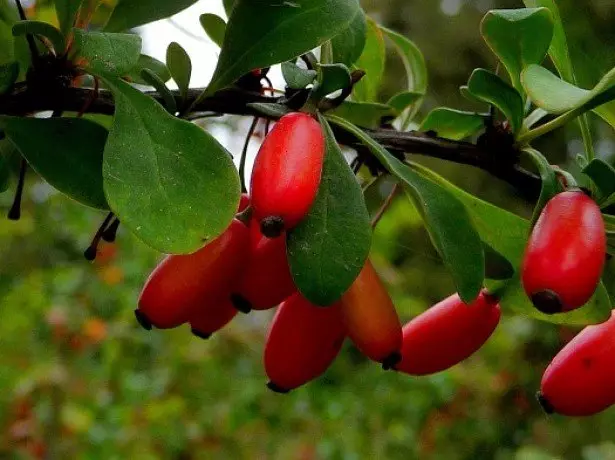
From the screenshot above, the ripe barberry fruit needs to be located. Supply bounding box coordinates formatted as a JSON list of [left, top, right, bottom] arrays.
[[538, 310, 615, 416], [250, 112, 325, 237], [231, 217, 296, 312], [188, 299, 238, 340], [136, 218, 249, 330], [264, 293, 345, 393], [522, 190, 606, 314], [340, 260, 402, 368], [395, 291, 501, 375]]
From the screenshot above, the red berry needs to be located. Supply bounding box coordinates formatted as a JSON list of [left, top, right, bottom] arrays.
[[250, 112, 325, 237], [188, 299, 238, 339], [231, 217, 296, 312], [137, 219, 249, 329], [395, 291, 501, 375], [522, 190, 606, 314], [238, 192, 250, 213], [340, 260, 402, 367], [539, 310, 615, 416], [264, 293, 345, 393]]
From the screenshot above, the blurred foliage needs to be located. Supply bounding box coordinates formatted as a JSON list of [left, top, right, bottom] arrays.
[[3, 0, 615, 459]]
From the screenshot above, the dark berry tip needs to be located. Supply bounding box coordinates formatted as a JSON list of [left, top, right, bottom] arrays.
[[266, 381, 290, 394], [231, 294, 252, 314], [191, 328, 212, 340], [83, 246, 97, 261], [382, 351, 402, 371], [531, 290, 563, 315], [536, 391, 554, 415], [260, 216, 285, 238], [134, 310, 153, 331]]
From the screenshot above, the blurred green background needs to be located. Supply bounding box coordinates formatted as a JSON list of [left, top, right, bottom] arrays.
[[3, 0, 615, 458]]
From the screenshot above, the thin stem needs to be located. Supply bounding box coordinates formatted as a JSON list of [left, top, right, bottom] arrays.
[[102, 218, 120, 242], [371, 184, 399, 228], [239, 117, 259, 193], [7, 158, 27, 220], [578, 114, 595, 161], [15, 0, 38, 61], [84, 212, 114, 261]]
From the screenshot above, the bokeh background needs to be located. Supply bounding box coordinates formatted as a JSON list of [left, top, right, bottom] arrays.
[[3, 0, 615, 458]]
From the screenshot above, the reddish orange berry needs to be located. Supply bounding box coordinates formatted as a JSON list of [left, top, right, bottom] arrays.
[[136, 219, 249, 330], [395, 291, 501, 375], [188, 299, 238, 339], [250, 112, 325, 237], [340, 260, 402, 367], [264, 293, 345, 393], [538, 310, 615, 416], [522, 190, 606, 313]]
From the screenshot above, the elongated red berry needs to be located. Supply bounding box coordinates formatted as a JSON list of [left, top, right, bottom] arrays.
[[188, 299, 238, 339], [136, 218, 249, 329], [395, 291, 501, 375], [538, 310, 615, 416], [340, 260, 402, 368], [231, 217, 296, 312], [238, 192, 250, 213], [250, 112, 325, 237], [522, 190, 606, 314], [264, 293, 345, 393]]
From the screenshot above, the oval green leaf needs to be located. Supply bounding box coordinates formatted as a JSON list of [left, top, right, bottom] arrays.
[[166, 42, 192, 102], [331, 9, 366, 66], [287, 114, 372, 306], [104, 0, 199, 33], [281, 61, 317, 89], [71, 28, 141, 77], [352, 16, 385, 102], [419, 108, 486, 141], [101, 76, 240, 254], [1, 116, 109, 209], [12, 20, 66, 55], [125, 54, 171, 86], [200, 13, 226, 48], [55, 0, 83, 35]]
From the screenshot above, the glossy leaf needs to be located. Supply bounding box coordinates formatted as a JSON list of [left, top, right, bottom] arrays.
[[480, 8, 553, 94], [246, 103, 292, 119], [329, 101, 395, 129], [287, 115, 371, 306], [419, 108, 486, 140], [55, 0, 82, 35], [483, 243, 515, 281], [467, 69, 524, 135], [140, 69, 176, 114], [200, 13, 226, 48], [331, 9, 367, 66], [380, 26, 427, 128], [281, 61, 317, 89], [524, 107, 549, 129], [203, 0, 362, 97], [312, 63, 351, 100], [223, 0, 236, 18], [387, 91, 422, 114], [1, 116, 108, 209], [12, 20, 65, 54], [71, 29, 141, 77], [352, 17, 385, 102], [101, 76, 239, 254], [0, 61, 18, 94], [104, 0, 199, 33], [125, 54, 171, 85], [166, 42, 192, 102], [411, 162, 611, 326], [582, 159, 615, 200], [329, 115, 484, 303], [522, 148, 562, 226]]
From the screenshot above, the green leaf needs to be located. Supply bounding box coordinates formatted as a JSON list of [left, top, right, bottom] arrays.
[[419, 108, 486, 141], [71, 29, 141, 77], [411, 162, 611, 326], [380, 26, 427, 128], [246, 103, 291, 119], [483, 242, 515, 281], [124, 54, 171, 86], [203, 0, 362, 97], [522, 148, 562, 225], [387, 91, 422, 115], [55, 0, 82, 36], [582, 159, 615, 200], [140, 69, 177, 115], [480, 8, 553, 94], [281, 61, 317, 90], [329, 101, 395, 129], [1, 116, 108, 209], [199, 13, 226, 48], [166, 42, 192, 102], [223, 0, 236, 18], [312, 63, 351, 99], [523, 107, 549, 129], [104, 0, 199, 33], [12, 20, 66, 54], [467, 69, 524, 135], [521, 64, 615, 117], [329, 115, 484, 303], [101, 76, 240, 254], [352, 16, 385, 102], [331, 9, 366, 66], [0, 61, 18, 94], [287, 115, 371, 306]]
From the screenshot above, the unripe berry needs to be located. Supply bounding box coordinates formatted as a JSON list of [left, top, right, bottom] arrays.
[[522, 190, 606, 314], [395, 291, 501, 375], [250, 112, 325, 237]]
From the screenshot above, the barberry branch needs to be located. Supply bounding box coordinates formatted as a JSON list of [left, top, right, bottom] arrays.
[[0, 83, 541, 199]]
